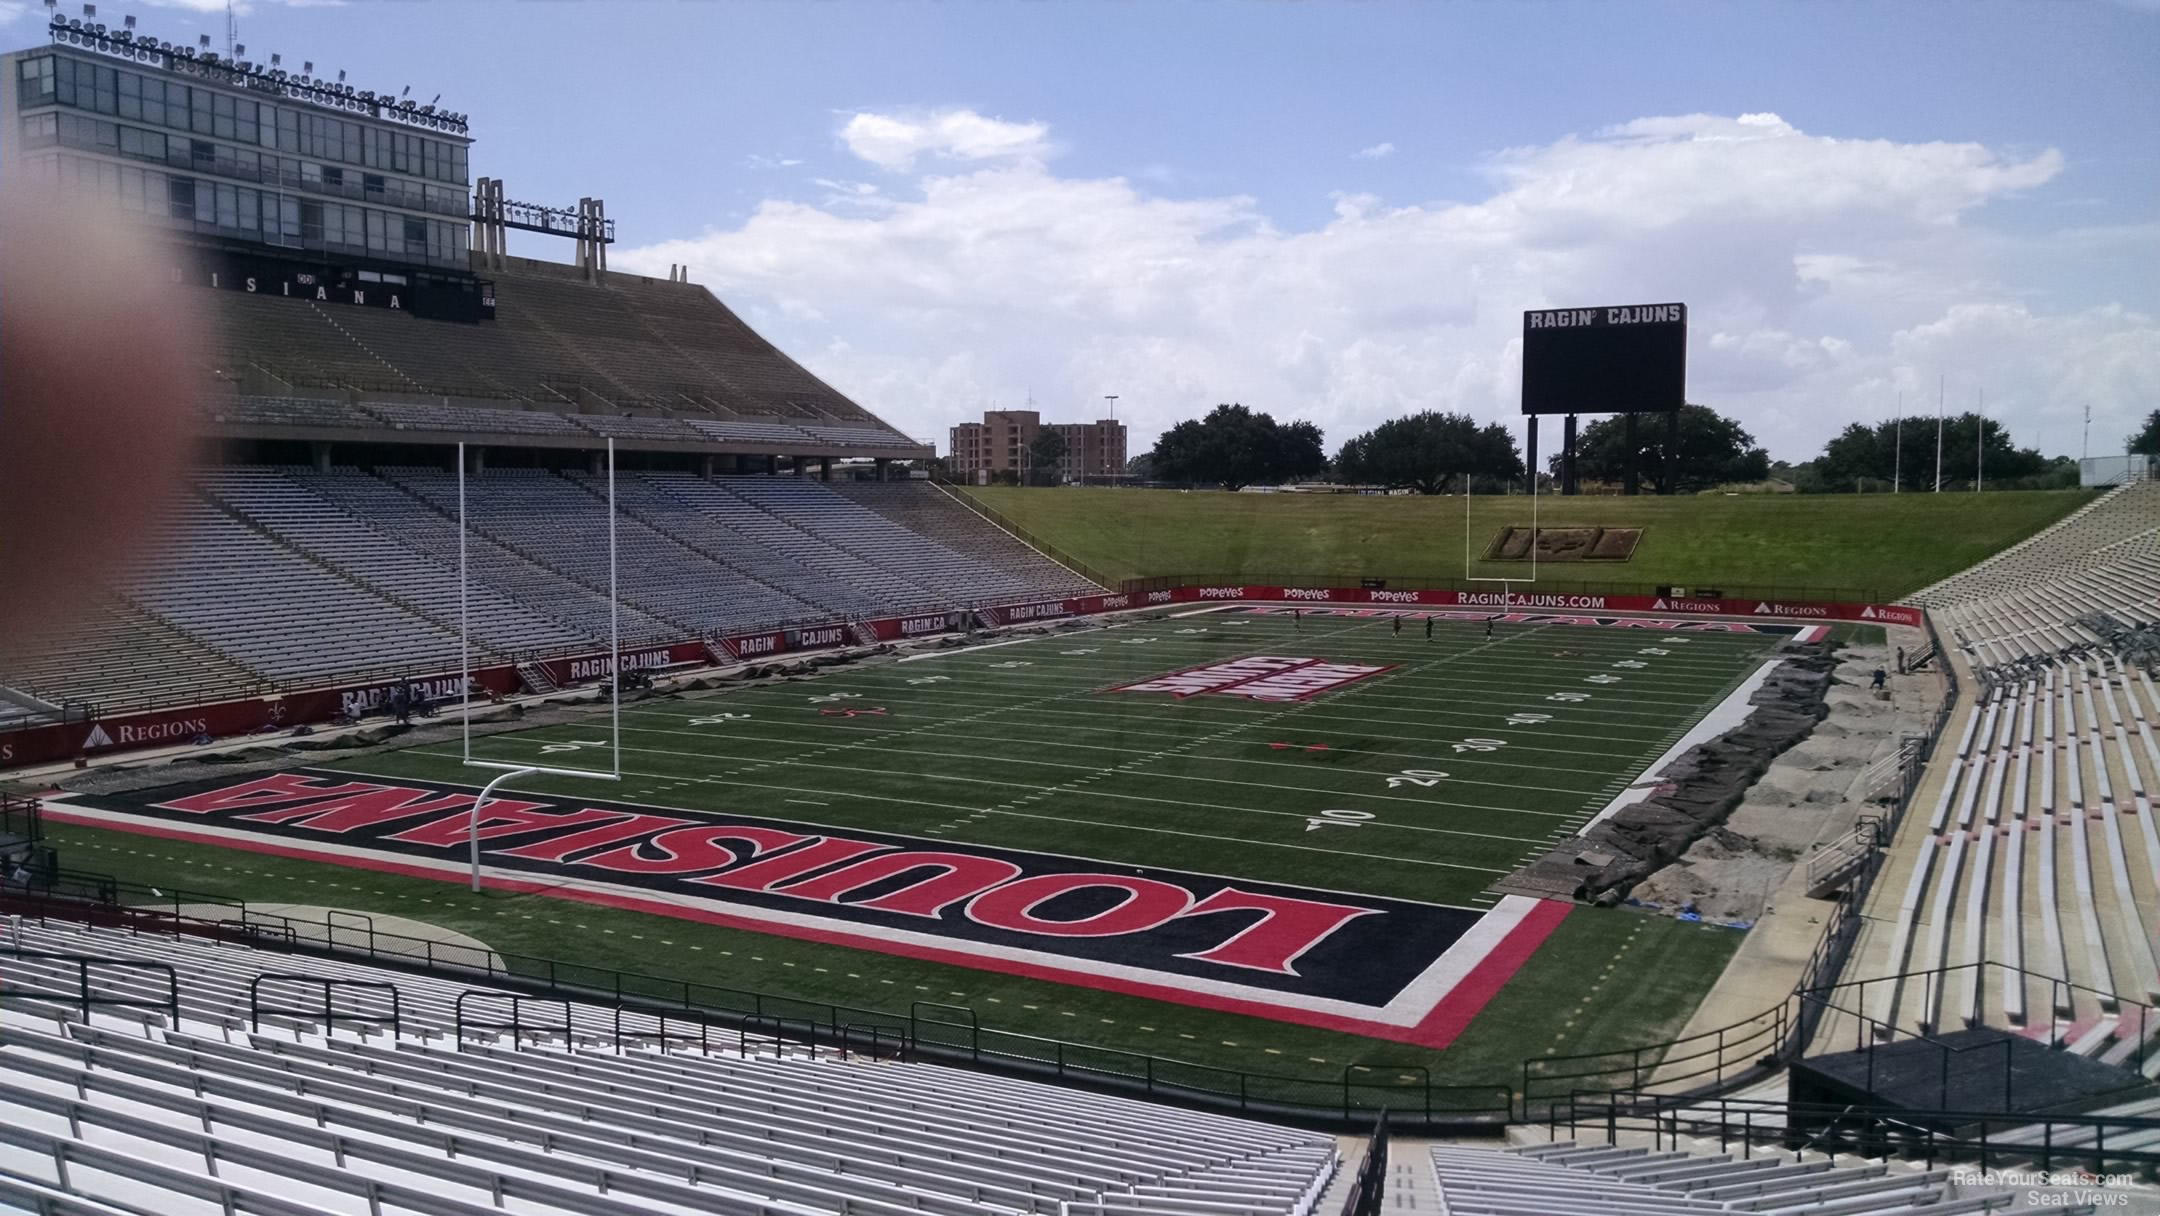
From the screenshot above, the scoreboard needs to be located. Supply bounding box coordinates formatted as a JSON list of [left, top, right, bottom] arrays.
[[1521, 302, 1687, 416]]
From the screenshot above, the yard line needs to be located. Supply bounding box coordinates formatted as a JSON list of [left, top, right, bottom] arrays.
[[974, 808, 1510, 875]]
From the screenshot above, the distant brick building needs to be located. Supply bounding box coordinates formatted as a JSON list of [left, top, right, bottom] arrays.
[[948, 410, 1126, 483]]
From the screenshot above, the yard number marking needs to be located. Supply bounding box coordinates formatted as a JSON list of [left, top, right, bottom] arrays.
[[1451, 737, 1507, 754], [540, 738, 607, 755], [1612, 660, 1647, 669], [1305, 809, 1375, 832], [1637, 647, 1671, 656], [687, 713, 751, 726], [1585, 674, 1622, 684], [1505, 712, 1553, 726], [1548, 691, 1591, 703], [1385, 768, 1451, 788]]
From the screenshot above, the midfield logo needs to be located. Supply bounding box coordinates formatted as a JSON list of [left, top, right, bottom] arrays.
[[1111, 656, 1395, 702]]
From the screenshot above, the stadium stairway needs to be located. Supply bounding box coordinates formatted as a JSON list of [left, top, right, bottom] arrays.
[[0, 919, 1337, 1216]]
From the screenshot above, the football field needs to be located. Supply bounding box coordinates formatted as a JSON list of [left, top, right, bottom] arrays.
[[49, 605, 1794, 1077], [352, 605, 1785, 908]]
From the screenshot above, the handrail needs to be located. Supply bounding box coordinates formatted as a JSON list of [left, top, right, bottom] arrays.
[[934, 480, 1119, 588], [454, 990, 570, 1050], [247, 974, 401, 1038], [0, 949, 178, 1024]]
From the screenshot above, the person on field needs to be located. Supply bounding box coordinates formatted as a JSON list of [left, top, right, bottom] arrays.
[[1293, 608, 1302, 632], [1425, 616, 1434, 641], [1485, 618, 1494, 640], [1871, 666, 1888, 691], [1392, 615, 1401, 636]]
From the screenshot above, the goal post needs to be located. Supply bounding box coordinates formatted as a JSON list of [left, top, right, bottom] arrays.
[[1463, 468, 1539, 589], [456, 438, 621, 892]]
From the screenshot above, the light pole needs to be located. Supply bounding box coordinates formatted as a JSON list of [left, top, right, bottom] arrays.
[[1893, 391, 1903, 493]]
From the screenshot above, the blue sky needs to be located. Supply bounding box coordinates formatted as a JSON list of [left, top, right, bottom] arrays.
[[9, 0, 2156, 462]]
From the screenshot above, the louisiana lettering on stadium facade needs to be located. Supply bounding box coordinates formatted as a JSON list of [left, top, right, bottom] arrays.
[[47, 770, 1567, 1045]]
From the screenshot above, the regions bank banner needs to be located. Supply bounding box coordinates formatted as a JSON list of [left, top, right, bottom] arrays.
[[0, 666, 524, 770], [46, 771, 1569, 1045]]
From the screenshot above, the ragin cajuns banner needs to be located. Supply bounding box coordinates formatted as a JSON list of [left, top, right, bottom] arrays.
[[46, 770, 1566, 1045]]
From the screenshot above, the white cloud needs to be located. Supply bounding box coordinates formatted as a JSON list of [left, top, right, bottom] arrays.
[[1353, 142, 1396, 161], [622, 108, 2157, 463], [840, 109, 1051, 172]]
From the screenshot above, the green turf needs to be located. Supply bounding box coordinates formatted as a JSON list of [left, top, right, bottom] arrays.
[[59, 609, 1771, 1086], [960, 485, 2092, 598]]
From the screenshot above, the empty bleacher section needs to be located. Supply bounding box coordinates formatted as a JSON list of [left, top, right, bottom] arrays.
[[0, 468, 1100, 722], [210, 257, 918, 442], [290, 466, 681, 647], [1836, 478, 2160, 1068], [385, 467, 829, 635], [720, 476, 1059, 606], [195, 467, 590, 657], [122, 493, 465, 685], [0, 919, 1335, 1216], [0, 593, 263, 713], [834, 479, 1102, 597], [640, 473, 951, 615]]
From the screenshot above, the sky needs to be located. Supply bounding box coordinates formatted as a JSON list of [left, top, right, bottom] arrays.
[[7, 0, 2157, 464]]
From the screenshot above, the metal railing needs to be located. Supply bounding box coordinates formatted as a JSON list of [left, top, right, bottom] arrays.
[[935, 480, 1119, 588], [1557, 1088, 2160, 1176], [1338, 1113, 1388, 1216]]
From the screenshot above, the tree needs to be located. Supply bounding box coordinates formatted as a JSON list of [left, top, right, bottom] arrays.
[[2130, 409, 2160, 456], [1148, 403, 1326, 490], [1025, 429, 1068, 485], [1333, 411, 1524, 494], [1124, 452, 1158, 481], [1552, 404, 1768, 494], [1811, 413, 2047, 491]]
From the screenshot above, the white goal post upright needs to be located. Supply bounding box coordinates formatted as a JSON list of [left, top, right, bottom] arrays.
[[457, 438, 622, 893], [1462, 468, 1539, 598]]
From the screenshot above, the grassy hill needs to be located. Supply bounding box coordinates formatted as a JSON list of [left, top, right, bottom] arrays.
[[960, 486, 2094, 601]]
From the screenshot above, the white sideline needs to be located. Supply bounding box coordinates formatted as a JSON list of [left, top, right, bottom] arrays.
[[1581, 658, 1781, 831]]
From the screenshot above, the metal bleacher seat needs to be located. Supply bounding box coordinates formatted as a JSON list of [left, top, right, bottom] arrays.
[[0, 919, 1336, 1216]]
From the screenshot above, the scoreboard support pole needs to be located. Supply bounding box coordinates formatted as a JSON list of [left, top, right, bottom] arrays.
[[1561, 413, 1579, 496], [1524, 416, 1539, 496], [1623, 412, 1640, 496], [1665, 409, 1680, 495]]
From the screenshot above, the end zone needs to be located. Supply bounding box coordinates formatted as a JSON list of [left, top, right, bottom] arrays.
[[45, 769, 1573, 1047]]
